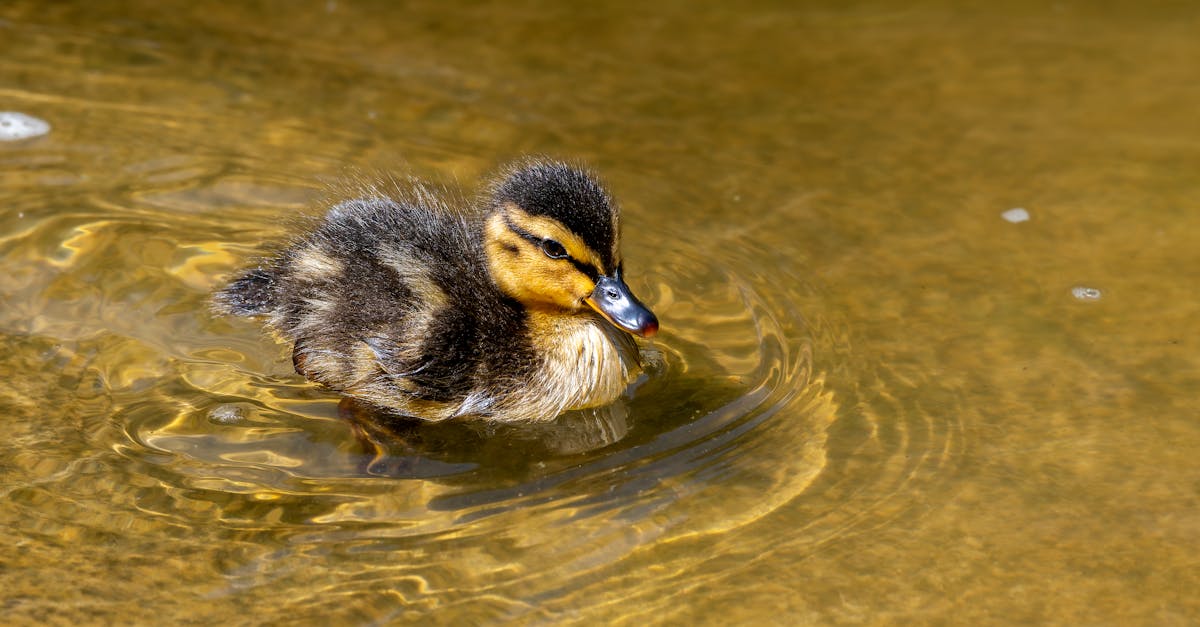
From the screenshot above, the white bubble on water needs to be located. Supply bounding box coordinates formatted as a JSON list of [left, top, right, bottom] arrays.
[[1001, 207, 1030, 223], [1071, 286, 1103, 301], [0, 111, 51, 141], [208, 404, 247, 424]]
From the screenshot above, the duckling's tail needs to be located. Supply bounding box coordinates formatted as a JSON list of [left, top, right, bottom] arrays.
[[213, 267, 278, 317]]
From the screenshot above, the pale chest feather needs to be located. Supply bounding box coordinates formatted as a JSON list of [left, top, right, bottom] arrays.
[[512, 312, 642, 421]]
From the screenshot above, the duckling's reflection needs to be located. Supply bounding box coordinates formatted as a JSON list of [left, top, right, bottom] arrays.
[[340, 396, 631, 477], [337, 337, 748, 481]]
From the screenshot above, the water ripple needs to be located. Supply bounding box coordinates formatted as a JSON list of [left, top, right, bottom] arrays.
[[2, 185, 963, 620]]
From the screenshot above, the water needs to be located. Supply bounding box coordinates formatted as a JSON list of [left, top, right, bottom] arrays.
[[3, 1, 1200, 623]]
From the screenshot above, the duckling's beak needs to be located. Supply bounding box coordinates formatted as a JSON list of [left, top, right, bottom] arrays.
[[585, 271, 659, 338]]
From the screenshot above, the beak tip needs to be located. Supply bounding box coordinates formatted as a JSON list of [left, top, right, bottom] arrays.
[[639, 320, 659, 338]]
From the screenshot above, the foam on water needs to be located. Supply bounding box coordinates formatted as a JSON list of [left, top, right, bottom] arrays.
[[0, 112, 51, 141]]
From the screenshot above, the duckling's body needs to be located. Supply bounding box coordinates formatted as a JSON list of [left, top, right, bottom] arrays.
[[216, 161, 657, 423]]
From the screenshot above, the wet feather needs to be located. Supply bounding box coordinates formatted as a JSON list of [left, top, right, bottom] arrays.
[[214, 160, 655, 424]]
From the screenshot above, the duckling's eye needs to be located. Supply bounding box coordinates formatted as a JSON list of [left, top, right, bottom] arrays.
[[540, 239, 569, 259]]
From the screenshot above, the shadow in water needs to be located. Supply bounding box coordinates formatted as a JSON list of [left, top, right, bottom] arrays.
[[338, 333, 748, 484]]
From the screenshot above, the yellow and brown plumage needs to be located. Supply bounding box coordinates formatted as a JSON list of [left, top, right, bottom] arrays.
[[214, 160, 658, 424]]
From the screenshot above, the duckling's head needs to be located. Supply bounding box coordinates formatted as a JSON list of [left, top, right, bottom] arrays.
[[484, 161, 658, 337]]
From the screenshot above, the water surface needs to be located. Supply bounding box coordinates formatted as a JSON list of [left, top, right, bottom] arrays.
[[2, 1, 1199, 624]]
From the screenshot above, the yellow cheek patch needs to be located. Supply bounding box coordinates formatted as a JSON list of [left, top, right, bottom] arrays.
[[521, 263, 595, 307], [500, 203, 607, 274], [484, 213, 597, 310]]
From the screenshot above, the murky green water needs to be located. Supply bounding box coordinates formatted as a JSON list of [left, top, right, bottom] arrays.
[[3, 1, 1199, 624]]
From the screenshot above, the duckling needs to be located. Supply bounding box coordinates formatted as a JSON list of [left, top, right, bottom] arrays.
[[214, 160, 658, 424]]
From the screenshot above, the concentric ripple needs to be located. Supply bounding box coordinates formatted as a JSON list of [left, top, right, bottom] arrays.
[[64, 218, 826, 601], [3, 189, 962, 621]]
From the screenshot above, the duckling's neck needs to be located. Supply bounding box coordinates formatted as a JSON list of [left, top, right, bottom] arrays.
[[519, 310, 642, 418]]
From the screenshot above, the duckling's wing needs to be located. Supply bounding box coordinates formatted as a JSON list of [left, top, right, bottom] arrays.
[[218, 195, 524, 419], [315, 198, 524, 411]]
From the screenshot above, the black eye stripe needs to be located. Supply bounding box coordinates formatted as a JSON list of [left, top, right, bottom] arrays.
[[504, 215, 543, 247], [570, 258, 600, 281], [503, 214, 602, 280]]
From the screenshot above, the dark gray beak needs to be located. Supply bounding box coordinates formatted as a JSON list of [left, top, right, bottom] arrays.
[[584, 271, 658, 337]]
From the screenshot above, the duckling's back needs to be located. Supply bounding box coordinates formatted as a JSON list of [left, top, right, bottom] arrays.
[[216, 195, 534, 420]]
